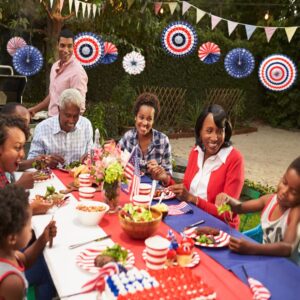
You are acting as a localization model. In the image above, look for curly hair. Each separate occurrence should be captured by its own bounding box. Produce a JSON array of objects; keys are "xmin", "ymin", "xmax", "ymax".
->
[
  {"xmin": 133, "ymin": 92, "xmax": 160, "ymax": 119},
  {"xmin": 289, "ymin": 156, "xmax": 300, "ymax": 176},
  {"xmin": 0, "ymin": 185, "xmax": 30, "ymax": 243},
  {"xmin": 194, "ymin": 104, "xmax": 232, "ymax": 149},
  {"xmin": 0, "ymin": 114, "xmax": 29, "ymax": 146}
]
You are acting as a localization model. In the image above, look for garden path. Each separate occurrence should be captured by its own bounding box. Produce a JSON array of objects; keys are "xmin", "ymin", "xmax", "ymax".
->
[{"xmin": 170, "ymin": 124, "xmax": 300, "ymax": 188}]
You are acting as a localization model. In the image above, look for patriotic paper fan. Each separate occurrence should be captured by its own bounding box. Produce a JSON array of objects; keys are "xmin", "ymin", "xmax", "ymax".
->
[
  {"xmin": 122, "ymin": 51, "xmax": 145, "ymax": 75},
  {"xmin": 258, "ymin": 54, "xmax": 297, "ymax": 92},
  {"xmin": 13, "ymin": 46, "xmax": 43, "ymax": 76},
  {"xmin": 7, "ymin": 37, "xmax": 27, "ymax": 56},
  {"xmin": 198, "ymin": 42, "xmax": 221, "ymax": 64},
  {"xmin": 224, "ymin": 48, "xmax": 255, "ymax": 78},
  {"xmin": 74, "ymin": 32, "xmax": 104, "ymax": 68},
  {"xmin": 161, "ymin": 21, "xmax": 198, "ymax": 57},
  {"xmin": 100, "ymin": 42, "xmax": 118, "ymax": 64}
]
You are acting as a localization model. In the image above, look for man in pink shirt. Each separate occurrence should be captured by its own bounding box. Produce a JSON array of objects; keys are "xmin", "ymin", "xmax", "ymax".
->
[{"xmin": 29, "ymin": 29, "xmax": 88, "ymax": 117}]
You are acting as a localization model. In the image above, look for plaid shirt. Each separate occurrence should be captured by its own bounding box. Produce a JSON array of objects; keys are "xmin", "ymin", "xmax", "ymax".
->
[
  {"xmin": 118, "ymin": 128, "xmax": 172, "ymax": 175},
  {"xmin": 28, "ymin": 115, "xmax": 93, "ymax": 165},
  {"xmin": 0, "ymin": 169, "xmax": 9, "ymax": 188}
]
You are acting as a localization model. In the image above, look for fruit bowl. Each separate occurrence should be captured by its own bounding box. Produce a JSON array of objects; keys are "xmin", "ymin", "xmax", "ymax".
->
[{"xmin": 118, "ymin": 206, "xmax": 162, "ymax": 240}]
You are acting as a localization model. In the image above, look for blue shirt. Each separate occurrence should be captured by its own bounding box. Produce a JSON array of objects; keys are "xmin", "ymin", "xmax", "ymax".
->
[
  {"xmin": 28, "ymin": 115, "xmax": 93, "ymax": 165},
  {"xmin": 118, "ymin": 128, "xmax": 172, "ymax": 175}
]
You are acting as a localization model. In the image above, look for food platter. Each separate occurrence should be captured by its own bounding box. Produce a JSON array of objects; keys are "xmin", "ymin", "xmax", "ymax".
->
[
  {"xmin": 184, "ymin": 227, "xmax": 230, "ymax": 248},
  {"xmin": 76, "ymin": 244, "xmax": 135, "ymax": 273}
]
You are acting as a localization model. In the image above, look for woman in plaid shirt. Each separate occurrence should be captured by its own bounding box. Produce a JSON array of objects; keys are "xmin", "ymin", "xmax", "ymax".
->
[{"xmin": 119, "ymin": 92, "xmax": 172, "ymax": 185}]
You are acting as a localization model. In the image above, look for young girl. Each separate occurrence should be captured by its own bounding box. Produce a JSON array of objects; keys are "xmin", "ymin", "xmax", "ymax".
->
[
  {"xmin": 0, "ymin": 185, "xmax": 57, "ymax": 299},
  {"xmin": 216, "ymin": 156, "xmax": 300, "ymax": 260}
]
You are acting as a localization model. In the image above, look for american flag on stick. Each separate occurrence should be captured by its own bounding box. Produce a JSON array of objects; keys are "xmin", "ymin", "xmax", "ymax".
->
[{"xmin": 124, "ymin": 146, "xmax": 140, "ymax": 201}]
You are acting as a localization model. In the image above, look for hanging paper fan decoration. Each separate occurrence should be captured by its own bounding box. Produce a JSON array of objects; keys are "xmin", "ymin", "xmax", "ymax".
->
[
  {"xmin": 122, "ymin": 51, "xmax": 145, "ymax": 75},
  {"xmin": 100, "ymin": 42, "xmax": 118, "ymax": 64},
  {"xmin": 161, "ymin": 21, "xmax": 198, "ymax": 57},
  {"xmin": 198, "ymin": 42, "xmax": 221, "ymax": 64},
  {"xmin": 13, "ymin": 46, "xmax": 43, "ymax": 76},
  {"xmin": 258, "ymin": 54, "xmax": 297, "ymax": 92},
  {"xmin": 74, "ymin": 32, "xmax": 104, "ymax": 68},
  {"xmin": 7, "ymin": 37, "xmax": 27, "ymax": 57},
  {"xmin": 224, "ymin": 48, "xmax": 255, "ymax": 78}
]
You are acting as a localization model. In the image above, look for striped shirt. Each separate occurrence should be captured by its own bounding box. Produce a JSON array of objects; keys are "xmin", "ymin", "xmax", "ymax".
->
[
  {"xmin": 28, "ymin": 115, "xmax": 93, "ymax": 165},
  {"xmin": 118, "ymin": 128, "xmax": 172, "ymax": 175}
]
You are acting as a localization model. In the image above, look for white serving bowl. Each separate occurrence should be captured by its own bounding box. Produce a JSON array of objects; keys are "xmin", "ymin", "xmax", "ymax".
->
[{"xmin": 76, "ymin": 200, "xmax": 109, "ymax": 226}]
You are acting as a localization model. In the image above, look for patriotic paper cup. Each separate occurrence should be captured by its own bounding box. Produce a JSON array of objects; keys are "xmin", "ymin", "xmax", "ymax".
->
[
  {"xmin": 79, "ymin": 187, "xmax": 96, "ymax": 200},
  {"xmin": 145, "ymin": 235, "xmax": 170, "ymax": 269},
  {"xmin": 132, "ymin": 195, "xmax": 151, "ymax": 207},
  {"xmin": 139, "ymin": 183, "xmax": 151, "ymax": 195},
  {"xmin": 79, "ymin": 174, "xmax": 92, "ymax": 187}
]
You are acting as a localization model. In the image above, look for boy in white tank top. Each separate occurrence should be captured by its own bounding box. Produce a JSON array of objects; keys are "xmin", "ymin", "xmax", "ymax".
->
[{"xmin": 216, "ymin": 156, "xmax": 300, "ymax": 261}]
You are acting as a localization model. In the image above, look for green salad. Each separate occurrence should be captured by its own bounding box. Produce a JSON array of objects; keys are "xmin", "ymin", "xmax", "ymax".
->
[
  {"xmin": 102, "ymin": 244, "xmax": 128, "ymax": 263},
  {"xmin": 196, "ymin": 234, "xmax": 215, "ymax": 244},
  {"xmin": 217, "ymin": 203, "xmax": 232, "ymax": 215},
  {"xmin": 121, "ymin": 203, "xmax": 153, "ymax": 222}
]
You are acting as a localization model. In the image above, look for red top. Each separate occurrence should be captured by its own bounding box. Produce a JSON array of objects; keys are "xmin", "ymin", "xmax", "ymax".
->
[{"xmin": 183, "ymin": 146, "xmax": 244, "ymax": 229}]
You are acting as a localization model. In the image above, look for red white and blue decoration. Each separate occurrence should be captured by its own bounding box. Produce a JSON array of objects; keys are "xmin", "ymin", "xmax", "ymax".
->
[
  {"xmin": 12, "ymin": 46, "xmax": 43, "ymax": 76},
  {"xmin": 161, "ymin": 21, "xmax": 198, "ymax": 57},
  {"xmin": 258, "ymin": 54, "xmax": 297, "ymax": 92},
  {"xmin": 198, "ymin": 42, "xmax": 221, "ymax": 64},
  {"xmin": 7, "ymin": 37, "xmax": 27, "ymax": 57},
  {"xmin": 122, "ymin": 51, "xmax": 145, "ymax": 75},
  {"xmin": 74, "ymin": 32, "xmax": 104, "ymax": 68},
  {"xmin": 100, "ymin": 42, "xmax": 118, "ymax": 64},
  {"xmin": 224, "ymin": 48, "xmax": 255, "ymax": 78}
]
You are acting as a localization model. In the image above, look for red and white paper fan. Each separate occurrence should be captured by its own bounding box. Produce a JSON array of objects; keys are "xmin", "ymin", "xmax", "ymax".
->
[
  {"xmin": 258, "ymin": 54, "xmax": 297, "ymax": 92},
  {"xmin": 7, "ymin": 37, "xmax": 27, "ymax": 56},
  {"xmin": 198, "ymin": 42, "xmax": 221, "ymax": 64}
]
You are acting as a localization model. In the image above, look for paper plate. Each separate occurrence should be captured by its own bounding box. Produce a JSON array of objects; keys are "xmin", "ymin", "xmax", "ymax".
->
[
  {"xmin": 76, "ymin": 245, "xmax": 135, "ymax": 273},
  {"xmin": 142, "ymin": 248, "xmax": 200, "ymax": 268},
  {"xmin": 184, "ymin": 227, "xmax": 230, "ymax": 248},
  {"xmin": 153, "ymin": 190, "xmax": 176, "ymax": 200}
]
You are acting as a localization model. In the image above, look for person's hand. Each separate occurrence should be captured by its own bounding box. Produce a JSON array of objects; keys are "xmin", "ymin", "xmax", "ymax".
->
[
  {"xmin": 30, "ymin": 199, "xmax": 54, "ymax": 215},
  {"xmin": 229, "ymin": 236, "xmax": 255, "ymax": 255},
  {"xmin": 168, "ymin": 183, "xmax": 196, "ymax": 203},
  {"xmin": 45, "ymin": 154, "xmax": 65, "ymax": 169},
  {"xmin": 15, "ymin": 172, "xmax": 37, "ymax": 189},
  {"xmin": 28, "ymin": 107, "xmax": 36, "ymax": 118},
  {"xmin": 41, "ymin": 220, "xmax": 57, "ymax": 244},
  {"xmin": 215, "ymin": 193, "xmax": 241, "ymax": 213},
  {"xmin": 147, "ymin": 160, "xmax": 169, "ymax": 183}
]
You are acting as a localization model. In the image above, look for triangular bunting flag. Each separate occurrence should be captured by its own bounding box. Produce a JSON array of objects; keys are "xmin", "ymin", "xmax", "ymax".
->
[
  {"xmin": 211, "ymin": 15, "xmax": 222, "ymax": 30},
  {"xmin": 227, "ymin": 20, "xmax": 238, "ymax": 36},
  {"xmin": 92, "ymin": 4, "xmax": 97, "ymax": 17},
  {"xmin": 182, "ymin": 1, "xmax": 192, "ymax": 15},
  {"xmin": 285, "ymin": 26, "xmax": 297, "ymax": 43},
  {"xmin": 50, "ymin": 0, "xmax": 54, "ymax": 9},
  {"xmin": 68, "ymin": 0, "xmax": 73, "ymax": 13},
  {"xmin": 59, "ymin": 0, "xmax": 65, "ymax": 12},
  {"xmin": 154, "ymin": 2, "xmax": 162, "ymax": 15},
  {"xmin": 168, "ymin": 2, "xmax": 177, "ymax": 15},
  {"xmin": 98, "ymin": 5, "xmax": 101, "ymax": 16},
  {"xmin": 265, "ymin": 27, "xmax": 277, "ymax": 42},
  {"xmin": 74, "ymin": 0, "xmax": 80, "ymax": 17},
  {"xmin": 196, "ymin": 9, "xmax": 206, "ymax": 23},
  {"xmin": 245, "ymin": 25, "xmax": 256, "ymax": 40},
  {"xmin": 81, "ymin": 2, "xmax": 87, "ymax": 17},
  {"xmin": 86, "ymin": 3, "xmax": 91, "ymax": 18},
  {"xmin": 127, "ymin": 0, "xmax": 135, "ymax": 9}
]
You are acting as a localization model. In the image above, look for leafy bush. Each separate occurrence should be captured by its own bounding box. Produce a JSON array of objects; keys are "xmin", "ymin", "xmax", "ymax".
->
[
  {"xmin": 85, "ymin": 102, "xmax": 106, "ymax": 141},
  {"xmin": 244, "ymin": 179, "xmax": 276, "ymax": 196}
]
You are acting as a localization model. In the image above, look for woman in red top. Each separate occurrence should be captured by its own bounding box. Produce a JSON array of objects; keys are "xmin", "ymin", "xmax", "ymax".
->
[{"xmin": 168, "ymin": 104, "xmax": 244, "ymax": 229}]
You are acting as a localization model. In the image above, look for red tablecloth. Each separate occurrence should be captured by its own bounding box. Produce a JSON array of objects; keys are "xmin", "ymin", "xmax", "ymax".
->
[{"xmin": 54, "ymin": 170, "xmax": 252, "ymax": 300}]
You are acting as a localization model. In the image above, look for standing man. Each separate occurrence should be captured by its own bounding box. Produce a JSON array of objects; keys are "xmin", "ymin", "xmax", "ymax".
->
[
  {"xmin": 28, "ymin": 89, "xmax": 93, "ymax": 168},
  {"xmin": 29, "ymin": 29, "xmax": 88, "ymax": 117}
]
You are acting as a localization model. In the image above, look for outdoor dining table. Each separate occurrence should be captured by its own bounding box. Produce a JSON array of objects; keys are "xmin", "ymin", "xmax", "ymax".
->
[{"xmin": 28, "ymin": 170, "xmax": 300, "ymax": 299}]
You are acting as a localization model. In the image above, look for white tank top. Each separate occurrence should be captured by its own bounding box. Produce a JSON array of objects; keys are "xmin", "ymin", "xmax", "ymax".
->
[{"xmin": 261, "ymin": 194, "xmax": 290, "ymax": 244}]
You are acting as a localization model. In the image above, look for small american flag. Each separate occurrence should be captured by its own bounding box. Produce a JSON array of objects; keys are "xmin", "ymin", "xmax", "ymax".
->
[
  {"xmin": 168, "ymin": 202, "xmax": 193, "ymax": 216},
  {"xmin": 124, "ymin": 146, "xmax": 140, "ymax": 201},
  {"xmin": 248, "ymin": 277, "xmax": 271, "ymax": 300}
]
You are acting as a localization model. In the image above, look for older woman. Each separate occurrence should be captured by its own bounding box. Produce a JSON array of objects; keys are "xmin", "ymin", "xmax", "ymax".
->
[
  {"xmin": 169, "ymin": 104, "xmax": 244, "ymax": 229},
  {"xmin": 118, "ymin": 92, "xmax": 172, "ymax": 184}
]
